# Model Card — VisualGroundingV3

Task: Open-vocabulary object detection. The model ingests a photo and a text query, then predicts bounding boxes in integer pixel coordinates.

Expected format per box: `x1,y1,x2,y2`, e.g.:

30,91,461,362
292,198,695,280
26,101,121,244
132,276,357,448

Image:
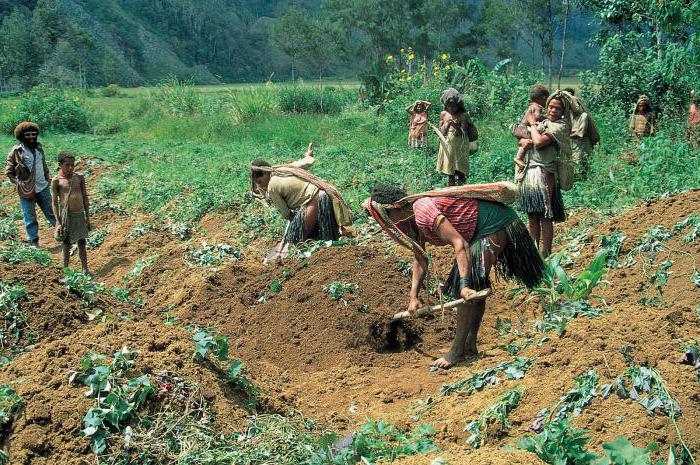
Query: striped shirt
413,197,479,245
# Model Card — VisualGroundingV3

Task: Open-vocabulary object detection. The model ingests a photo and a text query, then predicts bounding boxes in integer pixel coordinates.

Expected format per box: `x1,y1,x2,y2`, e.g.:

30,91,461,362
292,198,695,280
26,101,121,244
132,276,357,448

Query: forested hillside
0,0,597,90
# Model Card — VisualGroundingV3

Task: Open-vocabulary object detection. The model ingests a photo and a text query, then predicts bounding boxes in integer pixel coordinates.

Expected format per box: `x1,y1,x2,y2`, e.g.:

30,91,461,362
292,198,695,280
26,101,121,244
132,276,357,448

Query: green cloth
65,209,89,244
473,200,519,240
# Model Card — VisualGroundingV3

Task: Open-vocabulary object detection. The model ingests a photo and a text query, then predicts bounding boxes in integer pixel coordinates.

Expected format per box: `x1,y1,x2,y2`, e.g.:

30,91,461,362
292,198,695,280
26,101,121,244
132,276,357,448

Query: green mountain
0,0,597,90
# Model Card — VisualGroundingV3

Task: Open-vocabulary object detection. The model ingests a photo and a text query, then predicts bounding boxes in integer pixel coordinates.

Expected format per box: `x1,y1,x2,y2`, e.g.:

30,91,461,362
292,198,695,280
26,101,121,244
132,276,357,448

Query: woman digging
250,143,353,262
364,183,544,368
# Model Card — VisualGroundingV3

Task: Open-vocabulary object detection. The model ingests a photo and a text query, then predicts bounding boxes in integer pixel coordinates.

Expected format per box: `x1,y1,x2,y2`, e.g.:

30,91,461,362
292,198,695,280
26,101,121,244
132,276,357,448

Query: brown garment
5,143,51,185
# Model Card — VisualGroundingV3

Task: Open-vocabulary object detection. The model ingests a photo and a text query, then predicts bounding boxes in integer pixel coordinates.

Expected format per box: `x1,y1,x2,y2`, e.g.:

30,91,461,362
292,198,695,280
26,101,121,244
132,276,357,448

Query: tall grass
1,80,697,227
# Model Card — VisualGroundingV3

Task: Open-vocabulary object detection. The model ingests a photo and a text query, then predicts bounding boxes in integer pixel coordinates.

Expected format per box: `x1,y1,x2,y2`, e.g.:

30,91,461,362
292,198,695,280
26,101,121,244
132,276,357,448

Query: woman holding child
516,90,572,257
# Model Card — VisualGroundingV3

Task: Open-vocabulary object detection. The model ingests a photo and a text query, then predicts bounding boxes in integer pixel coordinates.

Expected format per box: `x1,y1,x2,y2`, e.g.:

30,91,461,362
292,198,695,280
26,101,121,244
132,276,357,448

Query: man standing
4,121,56,246
563,88,600,179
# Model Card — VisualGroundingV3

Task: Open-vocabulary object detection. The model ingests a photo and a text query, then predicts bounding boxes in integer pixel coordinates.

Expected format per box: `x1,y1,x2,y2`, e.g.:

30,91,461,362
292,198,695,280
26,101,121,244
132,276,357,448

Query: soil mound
0,320,287,465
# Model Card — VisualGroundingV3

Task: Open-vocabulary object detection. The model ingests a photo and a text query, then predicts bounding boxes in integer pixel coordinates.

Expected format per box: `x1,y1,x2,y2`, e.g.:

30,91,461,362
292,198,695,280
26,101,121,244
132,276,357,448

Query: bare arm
80,175,90,228
408,246,429,313
51,179,61,230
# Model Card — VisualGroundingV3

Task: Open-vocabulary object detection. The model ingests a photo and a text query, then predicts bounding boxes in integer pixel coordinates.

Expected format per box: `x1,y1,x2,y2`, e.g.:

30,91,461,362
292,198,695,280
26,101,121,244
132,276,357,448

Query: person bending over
364,183,544,368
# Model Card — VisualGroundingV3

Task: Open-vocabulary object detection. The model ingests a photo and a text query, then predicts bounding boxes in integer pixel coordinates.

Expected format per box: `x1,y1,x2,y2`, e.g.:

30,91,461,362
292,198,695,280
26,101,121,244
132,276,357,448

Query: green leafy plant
167,221,194,241
596,437,664,465
191,326,229,361
125,222,154,240
124,255,159,282
632,226,672,262
464,387,523,448
0,282,29,347
323,281,358,305
62,269,106,306
600,232,626,268
0,218,18,241
69,348,154,455
440,358,533,396
530,370,601,432
310,418,438,464
86,227,109,249
533,301,608,336
184,242,242,268
615,366,680,418
672,216,700,244
0,383,22,464
509,418,598,465
0,243,54,265
226,360,260,410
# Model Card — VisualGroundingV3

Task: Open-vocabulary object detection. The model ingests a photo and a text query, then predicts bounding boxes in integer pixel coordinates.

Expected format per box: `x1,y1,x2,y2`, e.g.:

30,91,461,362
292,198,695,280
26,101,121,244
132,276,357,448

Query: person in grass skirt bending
364,184,544,368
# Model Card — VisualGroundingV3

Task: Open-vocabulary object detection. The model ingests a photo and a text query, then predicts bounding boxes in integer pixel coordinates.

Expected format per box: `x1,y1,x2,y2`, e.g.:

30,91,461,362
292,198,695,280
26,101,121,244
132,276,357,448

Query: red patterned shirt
413,197,479,245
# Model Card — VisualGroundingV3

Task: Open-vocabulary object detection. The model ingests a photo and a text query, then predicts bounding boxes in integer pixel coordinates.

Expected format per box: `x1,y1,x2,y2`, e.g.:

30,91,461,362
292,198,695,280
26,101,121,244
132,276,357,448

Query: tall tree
269,6,316,81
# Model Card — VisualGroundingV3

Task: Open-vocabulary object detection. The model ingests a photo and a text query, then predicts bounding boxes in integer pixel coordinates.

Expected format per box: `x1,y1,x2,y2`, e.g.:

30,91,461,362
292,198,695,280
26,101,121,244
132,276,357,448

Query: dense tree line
0,0,598,91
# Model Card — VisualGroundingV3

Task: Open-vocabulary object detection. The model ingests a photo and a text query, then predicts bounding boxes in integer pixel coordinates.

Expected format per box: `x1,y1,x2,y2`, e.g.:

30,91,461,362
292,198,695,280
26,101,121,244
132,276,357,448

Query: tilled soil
0,185,699,464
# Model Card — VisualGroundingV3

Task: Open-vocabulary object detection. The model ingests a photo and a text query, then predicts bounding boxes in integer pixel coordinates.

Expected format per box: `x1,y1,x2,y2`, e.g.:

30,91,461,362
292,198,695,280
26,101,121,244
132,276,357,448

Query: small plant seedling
191,326,228,361
323,281,358,305
0,218,18,241
226,360,260,409
464,386,523,448
600,231,626,268
509,418,597,464
440,357,533,396
184,242,241,268
615,365,681,418
0,282,29,346
672,215,700,244
124,255,159,282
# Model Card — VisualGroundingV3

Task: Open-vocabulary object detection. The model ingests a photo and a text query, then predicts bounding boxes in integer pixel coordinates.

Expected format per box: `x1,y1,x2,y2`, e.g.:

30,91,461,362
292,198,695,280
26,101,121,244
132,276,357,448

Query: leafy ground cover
0,78,698,464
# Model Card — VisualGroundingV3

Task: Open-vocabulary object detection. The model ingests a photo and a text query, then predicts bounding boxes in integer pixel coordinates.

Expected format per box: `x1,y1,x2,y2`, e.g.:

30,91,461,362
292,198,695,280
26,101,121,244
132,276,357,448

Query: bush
278,85,354,114
151,77,202,117
100,84,121,97
13,84,91,133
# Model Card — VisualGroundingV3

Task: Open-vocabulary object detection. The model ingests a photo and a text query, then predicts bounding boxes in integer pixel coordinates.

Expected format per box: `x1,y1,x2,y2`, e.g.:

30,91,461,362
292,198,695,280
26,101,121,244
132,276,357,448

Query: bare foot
431,352,465,369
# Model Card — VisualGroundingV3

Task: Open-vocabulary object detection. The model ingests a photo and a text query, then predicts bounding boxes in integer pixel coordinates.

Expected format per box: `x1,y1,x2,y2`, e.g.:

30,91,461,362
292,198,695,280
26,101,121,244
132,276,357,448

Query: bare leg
302,195,320,237
77,239,89,274
432,303,471,369
455,170,466,186
433,230,506,368
528,213,541,247
62,240,71,268
447,175,456,187
540,218,553,257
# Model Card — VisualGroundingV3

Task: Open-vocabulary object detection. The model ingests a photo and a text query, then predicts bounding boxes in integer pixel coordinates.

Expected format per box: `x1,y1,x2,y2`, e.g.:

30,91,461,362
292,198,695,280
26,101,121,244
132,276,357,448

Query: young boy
513,84,549,181
51,152,91,273
629,95,655,139
406,100,431,148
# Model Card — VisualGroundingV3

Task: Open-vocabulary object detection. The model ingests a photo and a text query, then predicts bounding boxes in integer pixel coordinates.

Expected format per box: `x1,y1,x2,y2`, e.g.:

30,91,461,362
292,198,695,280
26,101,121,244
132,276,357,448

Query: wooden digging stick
391,288,491,321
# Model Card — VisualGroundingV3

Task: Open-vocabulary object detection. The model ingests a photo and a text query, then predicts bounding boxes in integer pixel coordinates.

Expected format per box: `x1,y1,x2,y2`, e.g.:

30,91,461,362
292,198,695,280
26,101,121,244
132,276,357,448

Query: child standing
51,152,91,273
436,88,471,186
513,84,549,181
406,100,431,148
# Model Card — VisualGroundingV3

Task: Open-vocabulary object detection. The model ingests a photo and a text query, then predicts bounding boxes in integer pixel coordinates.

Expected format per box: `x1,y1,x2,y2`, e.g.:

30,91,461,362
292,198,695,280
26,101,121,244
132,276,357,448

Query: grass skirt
518,166,565,222
284,192,339,243
442,219,544,299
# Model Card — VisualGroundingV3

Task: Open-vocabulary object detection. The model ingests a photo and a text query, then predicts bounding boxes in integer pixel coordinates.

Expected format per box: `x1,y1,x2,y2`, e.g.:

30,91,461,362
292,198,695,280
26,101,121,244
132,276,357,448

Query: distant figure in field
517,91,572,257
4,121,56,247
406,100,431,148
687,91,700,148
364,182,544,368
249,143,353,262
629,95,656,139
51,152,91,273
563,87,600,179
436,88,477,186
513,84,549,182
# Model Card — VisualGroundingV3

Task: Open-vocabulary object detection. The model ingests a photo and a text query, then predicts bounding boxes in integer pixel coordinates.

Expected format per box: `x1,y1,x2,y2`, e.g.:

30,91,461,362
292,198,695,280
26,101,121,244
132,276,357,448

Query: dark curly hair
57,151,76,165
370,183,407,204
529,84,549,103
13,121,40,140
250,159,271,178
